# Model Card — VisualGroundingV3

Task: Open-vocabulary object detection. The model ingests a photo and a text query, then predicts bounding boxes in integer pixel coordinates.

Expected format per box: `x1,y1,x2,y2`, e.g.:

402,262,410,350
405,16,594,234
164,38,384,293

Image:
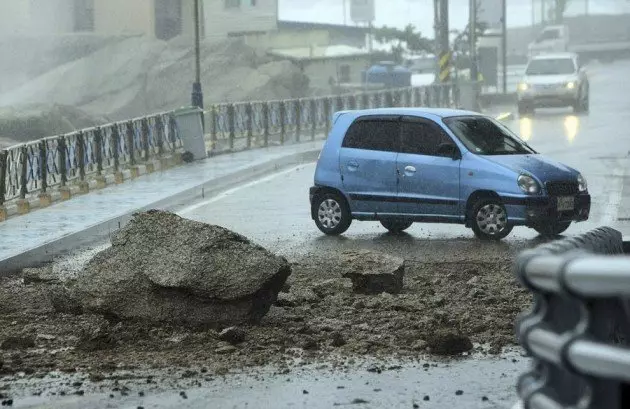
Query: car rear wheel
313,192,352,236
470,199,513,240
533,221,571,237
380,220,413,233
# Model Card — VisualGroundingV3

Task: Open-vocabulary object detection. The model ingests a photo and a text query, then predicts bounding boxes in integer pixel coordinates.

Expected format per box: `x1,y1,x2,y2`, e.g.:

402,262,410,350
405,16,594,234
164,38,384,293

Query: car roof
530,52,577,60
337,107,483,119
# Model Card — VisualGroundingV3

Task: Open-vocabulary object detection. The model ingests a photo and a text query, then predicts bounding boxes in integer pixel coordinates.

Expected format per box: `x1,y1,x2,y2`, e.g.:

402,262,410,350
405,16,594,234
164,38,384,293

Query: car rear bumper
504,193,591,226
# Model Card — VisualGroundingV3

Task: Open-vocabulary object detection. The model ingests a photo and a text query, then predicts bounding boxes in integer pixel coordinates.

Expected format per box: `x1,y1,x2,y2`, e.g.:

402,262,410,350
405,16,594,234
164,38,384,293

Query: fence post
126,121,135,166
336,95,343,112
295,99,301,143
246,102,253,148
77,132,86,183
362,93,369,109
0,150,7,207
141,118,150,162
210,105,218,151
169,115,177,152
279,100,286,145
39,141,47,194
228,103,235,150
19,145,27,200
386,91,394,107
59,136,67,188
348,94,356,110
310,99,317,140
112,125,120,173
156,116,164,156
324,97,331,133
94,127,103,176
262,102,269,147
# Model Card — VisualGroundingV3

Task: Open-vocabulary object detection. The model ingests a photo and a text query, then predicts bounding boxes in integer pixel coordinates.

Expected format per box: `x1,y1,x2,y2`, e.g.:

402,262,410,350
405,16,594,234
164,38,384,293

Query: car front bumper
504,193,591,226
517,85,578,106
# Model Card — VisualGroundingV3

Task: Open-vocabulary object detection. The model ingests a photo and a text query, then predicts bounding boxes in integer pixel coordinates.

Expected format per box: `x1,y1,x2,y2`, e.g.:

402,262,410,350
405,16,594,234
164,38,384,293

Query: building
0,0,278,41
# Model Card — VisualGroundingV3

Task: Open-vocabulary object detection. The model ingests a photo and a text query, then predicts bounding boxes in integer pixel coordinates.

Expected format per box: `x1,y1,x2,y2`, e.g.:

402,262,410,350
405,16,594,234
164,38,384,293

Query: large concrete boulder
71,210,291,326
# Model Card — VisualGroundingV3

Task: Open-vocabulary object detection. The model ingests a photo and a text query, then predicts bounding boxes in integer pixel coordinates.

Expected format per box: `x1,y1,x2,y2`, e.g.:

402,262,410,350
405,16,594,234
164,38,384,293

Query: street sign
477,0,504,30
350,0,375,24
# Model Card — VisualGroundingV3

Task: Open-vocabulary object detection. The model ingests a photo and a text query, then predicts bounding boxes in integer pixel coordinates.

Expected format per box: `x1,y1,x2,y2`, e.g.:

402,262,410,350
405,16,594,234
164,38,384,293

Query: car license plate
557,196,575,211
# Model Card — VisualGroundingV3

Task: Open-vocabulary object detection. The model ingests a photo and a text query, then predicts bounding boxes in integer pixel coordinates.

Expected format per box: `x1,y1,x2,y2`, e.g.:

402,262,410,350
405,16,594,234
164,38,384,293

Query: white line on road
178,164,310,215
599,162,627,225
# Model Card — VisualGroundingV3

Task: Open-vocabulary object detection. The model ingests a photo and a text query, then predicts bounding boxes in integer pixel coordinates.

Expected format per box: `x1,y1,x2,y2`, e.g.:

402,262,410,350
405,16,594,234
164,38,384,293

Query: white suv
517,52,589,116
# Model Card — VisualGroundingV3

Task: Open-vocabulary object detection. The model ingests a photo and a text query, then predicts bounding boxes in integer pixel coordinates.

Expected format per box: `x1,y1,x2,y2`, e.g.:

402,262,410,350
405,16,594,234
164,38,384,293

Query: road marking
599,161,627,225
178,164,309,215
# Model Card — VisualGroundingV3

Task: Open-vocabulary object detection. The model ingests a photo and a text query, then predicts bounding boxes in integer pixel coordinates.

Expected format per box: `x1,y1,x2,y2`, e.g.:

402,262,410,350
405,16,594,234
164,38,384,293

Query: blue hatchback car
309,108,591,240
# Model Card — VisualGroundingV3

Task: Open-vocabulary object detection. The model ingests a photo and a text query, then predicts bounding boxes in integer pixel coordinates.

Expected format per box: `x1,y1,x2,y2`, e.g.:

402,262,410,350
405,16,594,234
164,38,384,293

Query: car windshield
525,58,576,75
443,116,536,156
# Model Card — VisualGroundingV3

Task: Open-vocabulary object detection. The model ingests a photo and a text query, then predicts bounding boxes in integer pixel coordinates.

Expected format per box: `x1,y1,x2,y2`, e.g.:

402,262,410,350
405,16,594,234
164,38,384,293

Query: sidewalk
0,141,323,264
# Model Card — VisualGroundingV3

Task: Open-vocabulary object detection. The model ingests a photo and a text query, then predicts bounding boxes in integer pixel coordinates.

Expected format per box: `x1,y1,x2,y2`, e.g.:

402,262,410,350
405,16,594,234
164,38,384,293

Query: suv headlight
577,173,587,192
566,81,576,89
518,82,529,91
518,174,540,194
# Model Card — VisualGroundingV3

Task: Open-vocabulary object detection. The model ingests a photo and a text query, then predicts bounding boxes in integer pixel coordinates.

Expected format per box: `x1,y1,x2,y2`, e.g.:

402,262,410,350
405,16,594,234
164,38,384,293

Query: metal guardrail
0,83,459,207
202,83,458,152
515,227,630,409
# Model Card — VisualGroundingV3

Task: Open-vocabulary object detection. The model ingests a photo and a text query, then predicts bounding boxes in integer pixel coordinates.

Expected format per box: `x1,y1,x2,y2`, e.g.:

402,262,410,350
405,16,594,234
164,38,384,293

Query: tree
372,24,433,63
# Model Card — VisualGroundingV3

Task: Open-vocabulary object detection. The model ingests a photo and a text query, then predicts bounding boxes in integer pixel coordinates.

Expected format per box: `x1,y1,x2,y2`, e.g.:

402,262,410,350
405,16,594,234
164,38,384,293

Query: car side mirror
437,143,460,160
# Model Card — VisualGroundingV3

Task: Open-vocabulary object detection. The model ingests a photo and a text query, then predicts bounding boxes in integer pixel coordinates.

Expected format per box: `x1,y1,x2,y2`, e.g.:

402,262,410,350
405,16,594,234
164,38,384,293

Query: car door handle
404,166,416,173
347,161,359,170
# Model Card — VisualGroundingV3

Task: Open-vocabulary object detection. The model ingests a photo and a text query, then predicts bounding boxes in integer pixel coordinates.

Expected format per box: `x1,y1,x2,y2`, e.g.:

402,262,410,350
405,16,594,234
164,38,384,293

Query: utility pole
469,0,478,84
436,0,450,84
191,0,203,109
541,0,546,25
501,0,507,94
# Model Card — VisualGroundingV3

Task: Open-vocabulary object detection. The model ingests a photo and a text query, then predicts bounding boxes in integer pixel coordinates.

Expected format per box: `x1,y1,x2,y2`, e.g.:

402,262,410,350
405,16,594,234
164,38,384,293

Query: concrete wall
0,1,31,36
94,0,154,36
302,56,370,89
28,0,74,35
240,29,330,50
202,0,278,39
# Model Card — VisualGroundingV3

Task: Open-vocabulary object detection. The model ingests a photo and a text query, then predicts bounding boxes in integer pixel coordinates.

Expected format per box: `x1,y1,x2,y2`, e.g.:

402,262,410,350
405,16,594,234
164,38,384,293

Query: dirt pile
61,210,291,326
0,35,310,126
0,243,530,379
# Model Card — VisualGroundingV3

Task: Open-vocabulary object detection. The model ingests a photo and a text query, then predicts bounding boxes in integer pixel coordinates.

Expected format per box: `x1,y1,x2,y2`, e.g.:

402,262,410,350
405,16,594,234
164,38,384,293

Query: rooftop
336,107,483,118
530,52,579,60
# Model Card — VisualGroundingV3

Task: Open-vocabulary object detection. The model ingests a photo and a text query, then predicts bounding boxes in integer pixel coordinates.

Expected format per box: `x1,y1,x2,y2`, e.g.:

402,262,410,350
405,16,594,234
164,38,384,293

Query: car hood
486,154,578,182
521,74,577,85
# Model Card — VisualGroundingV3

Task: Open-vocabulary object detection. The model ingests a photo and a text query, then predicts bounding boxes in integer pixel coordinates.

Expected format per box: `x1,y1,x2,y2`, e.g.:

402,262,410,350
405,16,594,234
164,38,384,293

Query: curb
0,148,320,275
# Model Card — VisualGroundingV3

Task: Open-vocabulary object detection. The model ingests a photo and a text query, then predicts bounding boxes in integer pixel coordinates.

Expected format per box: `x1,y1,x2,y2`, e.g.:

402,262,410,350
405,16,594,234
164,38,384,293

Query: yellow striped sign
438,51,451,83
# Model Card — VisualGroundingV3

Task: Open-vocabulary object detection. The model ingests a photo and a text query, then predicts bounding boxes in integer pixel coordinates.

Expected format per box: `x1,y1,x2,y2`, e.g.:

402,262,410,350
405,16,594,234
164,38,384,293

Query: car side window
342,119,399,152
400,121,454,156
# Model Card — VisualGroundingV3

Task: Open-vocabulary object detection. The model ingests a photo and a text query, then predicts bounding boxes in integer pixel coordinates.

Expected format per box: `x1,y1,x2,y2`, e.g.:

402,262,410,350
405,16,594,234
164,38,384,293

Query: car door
339,115,400,216
396,116,461,217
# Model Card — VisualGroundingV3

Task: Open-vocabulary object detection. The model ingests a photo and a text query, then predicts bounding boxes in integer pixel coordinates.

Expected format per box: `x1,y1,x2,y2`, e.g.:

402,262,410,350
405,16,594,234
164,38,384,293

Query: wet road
9,60,630,409
179,60,630,258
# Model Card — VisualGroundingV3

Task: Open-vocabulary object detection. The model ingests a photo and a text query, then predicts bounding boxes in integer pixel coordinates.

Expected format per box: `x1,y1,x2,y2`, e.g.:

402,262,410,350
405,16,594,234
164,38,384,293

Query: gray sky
279,0,630,36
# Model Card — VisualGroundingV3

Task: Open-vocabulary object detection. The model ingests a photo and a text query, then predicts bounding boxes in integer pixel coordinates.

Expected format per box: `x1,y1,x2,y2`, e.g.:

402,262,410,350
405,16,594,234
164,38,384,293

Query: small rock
179,391,188,399
455,390,463,396
1,336,35,350
351,398,369,404
425,330,473,355
303,390,309,394
340,250,405,295
482,396,489,401
411,340,427,351
218,327,246,344
22,266,59,284
215,345,237,355
275,289,320,307
413,404,420,408
466,276,480,285
301,337,319,351
1,399,14,406
366,365,382,374
423,395,430,401
330,332,346,347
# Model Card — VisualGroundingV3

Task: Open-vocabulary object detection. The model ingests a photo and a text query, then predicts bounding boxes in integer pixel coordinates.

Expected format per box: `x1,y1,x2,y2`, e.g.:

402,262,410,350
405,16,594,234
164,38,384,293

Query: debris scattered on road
340,250,405,295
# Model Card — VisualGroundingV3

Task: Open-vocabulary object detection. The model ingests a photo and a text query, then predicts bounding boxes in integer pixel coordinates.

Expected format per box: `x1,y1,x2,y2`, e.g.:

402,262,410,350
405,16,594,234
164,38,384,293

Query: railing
203,83,458,153
0,82,459,207
0,111,181,205
515,227,630,409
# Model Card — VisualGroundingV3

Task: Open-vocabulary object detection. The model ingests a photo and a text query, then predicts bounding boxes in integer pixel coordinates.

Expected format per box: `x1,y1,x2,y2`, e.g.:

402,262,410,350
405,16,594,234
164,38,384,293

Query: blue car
309,108,590,240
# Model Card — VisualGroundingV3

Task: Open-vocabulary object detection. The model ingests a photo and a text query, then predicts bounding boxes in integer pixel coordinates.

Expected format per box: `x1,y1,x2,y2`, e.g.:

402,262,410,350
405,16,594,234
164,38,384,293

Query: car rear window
342,119,399,152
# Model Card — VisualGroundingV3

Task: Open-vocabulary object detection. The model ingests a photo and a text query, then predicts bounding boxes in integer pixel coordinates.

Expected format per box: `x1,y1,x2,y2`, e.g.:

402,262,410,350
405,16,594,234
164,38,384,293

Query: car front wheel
380,220,413,233
573,86,590,114
312,192,352,235
470,199,513,240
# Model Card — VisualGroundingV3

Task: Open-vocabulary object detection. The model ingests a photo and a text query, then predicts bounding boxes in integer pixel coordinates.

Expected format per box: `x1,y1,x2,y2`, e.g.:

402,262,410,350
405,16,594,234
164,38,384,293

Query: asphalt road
11,59,630,409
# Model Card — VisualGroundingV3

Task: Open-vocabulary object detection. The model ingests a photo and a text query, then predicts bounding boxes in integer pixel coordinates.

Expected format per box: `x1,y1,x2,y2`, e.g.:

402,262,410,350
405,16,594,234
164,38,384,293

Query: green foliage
372,24,433,63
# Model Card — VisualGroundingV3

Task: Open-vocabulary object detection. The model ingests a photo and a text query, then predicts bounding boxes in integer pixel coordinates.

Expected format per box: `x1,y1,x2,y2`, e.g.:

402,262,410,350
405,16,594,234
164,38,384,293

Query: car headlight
577,173,587,192
518,82,529,91
566,81,576,89
518,174,540,194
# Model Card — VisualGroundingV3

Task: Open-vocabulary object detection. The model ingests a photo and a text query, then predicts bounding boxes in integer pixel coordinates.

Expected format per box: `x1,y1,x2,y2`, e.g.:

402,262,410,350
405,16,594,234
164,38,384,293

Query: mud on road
0,244,531,402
